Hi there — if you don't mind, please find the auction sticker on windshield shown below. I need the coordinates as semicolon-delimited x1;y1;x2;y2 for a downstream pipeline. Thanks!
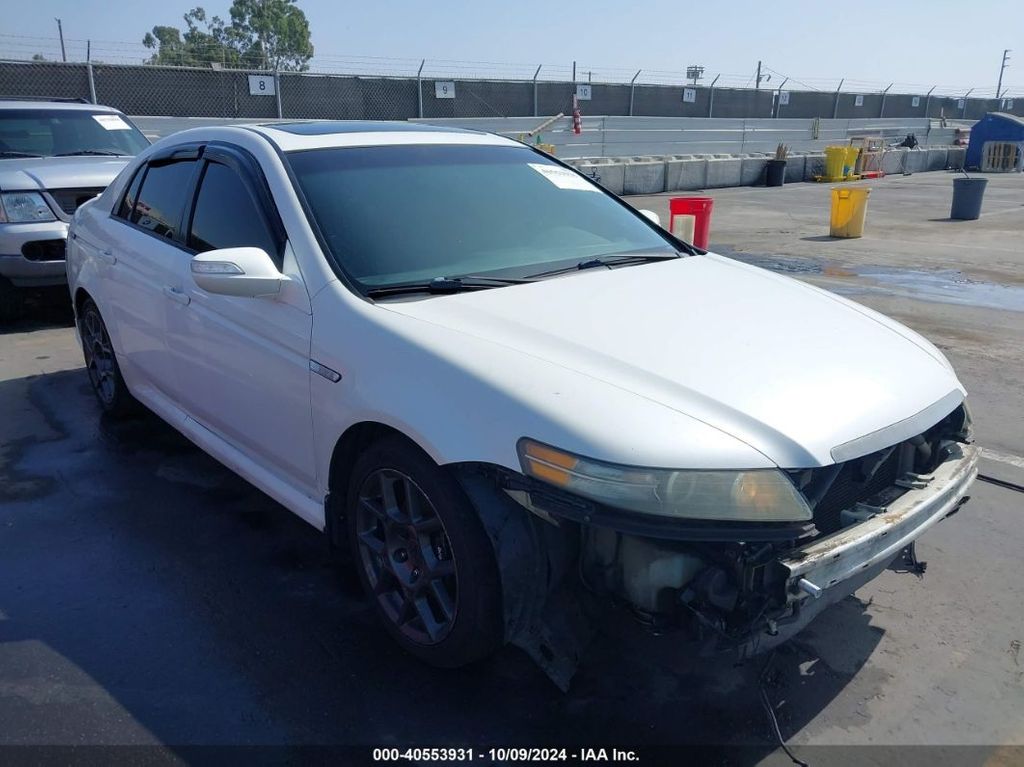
92;114;132;130
528;163;599;192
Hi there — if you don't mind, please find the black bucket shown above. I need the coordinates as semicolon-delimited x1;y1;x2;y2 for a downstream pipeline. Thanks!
950;177;988;220
766;159;787;187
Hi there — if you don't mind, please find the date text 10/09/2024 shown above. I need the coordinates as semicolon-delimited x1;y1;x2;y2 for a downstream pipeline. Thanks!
372;748;640;762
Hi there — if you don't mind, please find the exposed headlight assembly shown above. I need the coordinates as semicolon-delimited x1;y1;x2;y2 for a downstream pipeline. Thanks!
0;192;57;223
518;438;812;523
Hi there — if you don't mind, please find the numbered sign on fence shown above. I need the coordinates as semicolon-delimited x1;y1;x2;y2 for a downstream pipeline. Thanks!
912;96;921;107
434;81;456;99
957;98;965;109
247;75;276;96
682;88;696;103
576;84;592;101
854;94;864;107
778;91;790;106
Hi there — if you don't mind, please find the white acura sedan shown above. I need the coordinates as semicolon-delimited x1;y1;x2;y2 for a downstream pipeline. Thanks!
67;121;978;682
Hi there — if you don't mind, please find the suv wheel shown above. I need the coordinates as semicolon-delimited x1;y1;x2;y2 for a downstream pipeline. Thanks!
79;298;137;417
347;435;503;667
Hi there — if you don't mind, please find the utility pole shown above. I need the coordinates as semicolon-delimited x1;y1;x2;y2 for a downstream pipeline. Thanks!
55;18;66;62
996;49;1011;99
755;60;762;89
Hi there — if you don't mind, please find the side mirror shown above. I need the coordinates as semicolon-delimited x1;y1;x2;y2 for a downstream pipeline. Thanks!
639;209;661;227
190;247;283;297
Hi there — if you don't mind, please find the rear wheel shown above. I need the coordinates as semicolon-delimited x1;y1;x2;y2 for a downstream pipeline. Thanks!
347;436;503;667
79;298;137;417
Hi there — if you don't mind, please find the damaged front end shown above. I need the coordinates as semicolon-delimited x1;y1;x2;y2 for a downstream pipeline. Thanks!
456;403;978;688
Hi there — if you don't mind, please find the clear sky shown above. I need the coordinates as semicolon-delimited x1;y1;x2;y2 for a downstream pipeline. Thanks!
2;0;1019;96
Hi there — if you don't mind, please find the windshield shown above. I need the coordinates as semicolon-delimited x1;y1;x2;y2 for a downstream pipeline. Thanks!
287;144;676;289
0;109;149;158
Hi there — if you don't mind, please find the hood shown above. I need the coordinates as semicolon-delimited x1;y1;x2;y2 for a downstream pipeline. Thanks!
382;254;964;468
0;157;130;192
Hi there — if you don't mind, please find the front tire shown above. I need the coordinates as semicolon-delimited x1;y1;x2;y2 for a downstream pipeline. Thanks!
347;435;503;667
79;298;137;418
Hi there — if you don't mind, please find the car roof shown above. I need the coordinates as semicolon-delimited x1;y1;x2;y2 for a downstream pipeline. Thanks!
0;99;122;113
245;120;520;152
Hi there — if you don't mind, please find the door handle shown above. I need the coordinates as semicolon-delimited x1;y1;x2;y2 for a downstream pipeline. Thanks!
162;285;191;306
97;248;117;266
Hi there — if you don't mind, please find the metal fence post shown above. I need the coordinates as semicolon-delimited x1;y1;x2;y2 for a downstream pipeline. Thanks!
879;83;892;118
86;61;97;104
532;64;542;117
773;77;788;118
961;88;973;119
628;69;640;116
923;85;935;119
417;59;425;118
708;74;719;118
832;78;844;119
274;69;282;118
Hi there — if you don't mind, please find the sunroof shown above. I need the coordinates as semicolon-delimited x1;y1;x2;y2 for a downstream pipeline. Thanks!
266;120;475;136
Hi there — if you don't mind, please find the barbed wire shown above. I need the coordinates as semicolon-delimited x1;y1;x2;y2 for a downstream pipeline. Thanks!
0;32;1019;97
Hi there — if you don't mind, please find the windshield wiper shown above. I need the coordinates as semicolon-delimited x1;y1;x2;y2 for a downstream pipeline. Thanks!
366;275;529;298
54;150;124;157
0;151;44;158
525;252;681;280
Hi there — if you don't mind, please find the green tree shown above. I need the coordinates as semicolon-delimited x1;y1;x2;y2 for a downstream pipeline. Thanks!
143;0;312;71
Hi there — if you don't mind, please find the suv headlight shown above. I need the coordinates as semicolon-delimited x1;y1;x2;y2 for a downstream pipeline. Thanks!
518;438;811;522
0;192;57;223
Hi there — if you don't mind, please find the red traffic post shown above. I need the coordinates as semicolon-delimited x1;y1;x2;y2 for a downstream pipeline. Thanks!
668;196;714;249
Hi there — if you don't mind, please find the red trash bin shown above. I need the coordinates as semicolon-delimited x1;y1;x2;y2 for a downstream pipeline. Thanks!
668;196;714;249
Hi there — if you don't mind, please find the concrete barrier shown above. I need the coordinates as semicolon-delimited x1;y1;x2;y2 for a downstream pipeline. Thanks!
577;160;625;195
623;159;666;194
927;147;948;171
705;155;743;188
881;148;908;175
947;147;966;169
740;154;769;186
803;153;826;181
665;155;707;191
904;149;928;174
784;153;807;183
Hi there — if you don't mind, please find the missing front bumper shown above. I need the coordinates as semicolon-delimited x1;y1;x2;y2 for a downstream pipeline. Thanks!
778;441;978;604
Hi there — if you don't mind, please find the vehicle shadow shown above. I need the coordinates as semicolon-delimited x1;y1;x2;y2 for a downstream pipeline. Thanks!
0;286;74;335
0;367;884;762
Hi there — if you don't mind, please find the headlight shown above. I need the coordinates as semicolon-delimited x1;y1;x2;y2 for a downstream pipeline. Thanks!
0;192;57;223
518;438;812;523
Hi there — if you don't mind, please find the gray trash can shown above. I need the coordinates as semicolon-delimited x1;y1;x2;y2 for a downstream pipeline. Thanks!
950;177;988;220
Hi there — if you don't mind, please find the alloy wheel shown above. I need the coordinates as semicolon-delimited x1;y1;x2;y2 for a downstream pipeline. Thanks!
82;309;116;406
355;468;458;645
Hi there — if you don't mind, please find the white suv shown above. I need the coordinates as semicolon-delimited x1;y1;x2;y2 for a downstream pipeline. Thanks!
67;121;978;682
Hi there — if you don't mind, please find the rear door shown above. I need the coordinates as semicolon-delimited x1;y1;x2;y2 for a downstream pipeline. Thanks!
101;148;201;403
164;145;317;496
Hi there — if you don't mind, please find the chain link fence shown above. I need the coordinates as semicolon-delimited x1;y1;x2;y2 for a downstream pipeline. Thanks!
1;58;1021;122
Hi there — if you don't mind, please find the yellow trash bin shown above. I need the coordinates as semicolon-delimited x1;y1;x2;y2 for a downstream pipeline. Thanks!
830;186;871;238
844;146;860;177
824;146;847;181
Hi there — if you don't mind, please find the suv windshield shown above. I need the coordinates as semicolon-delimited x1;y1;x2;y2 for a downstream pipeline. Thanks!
0;109;149;158
288;144;677;290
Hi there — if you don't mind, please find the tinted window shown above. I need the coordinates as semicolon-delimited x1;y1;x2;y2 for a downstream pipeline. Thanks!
288;145;673;289
132;160;196;239
0;109;149;158
115;166;144;220
187;161;279;259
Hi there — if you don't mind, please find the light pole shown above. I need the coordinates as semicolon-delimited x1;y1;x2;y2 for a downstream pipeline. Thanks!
996;49;1011;99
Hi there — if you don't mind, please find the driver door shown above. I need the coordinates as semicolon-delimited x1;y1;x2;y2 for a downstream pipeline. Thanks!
163;146;318;500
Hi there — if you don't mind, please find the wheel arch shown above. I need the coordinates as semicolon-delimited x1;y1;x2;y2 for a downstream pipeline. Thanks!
324;421;433;547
